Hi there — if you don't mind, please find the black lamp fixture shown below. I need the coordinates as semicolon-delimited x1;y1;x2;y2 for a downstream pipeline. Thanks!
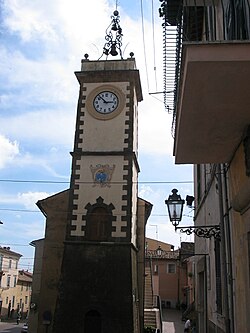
165;189;221;240
165;189;185;228
156;245;163;256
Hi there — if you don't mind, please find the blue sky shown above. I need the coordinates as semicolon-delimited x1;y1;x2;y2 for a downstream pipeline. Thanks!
0;0;193;271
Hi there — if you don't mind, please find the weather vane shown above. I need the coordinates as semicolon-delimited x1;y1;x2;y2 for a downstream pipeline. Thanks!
99;6;123;59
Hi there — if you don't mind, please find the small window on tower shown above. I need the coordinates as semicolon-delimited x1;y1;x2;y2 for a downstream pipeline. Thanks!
86;207;110;241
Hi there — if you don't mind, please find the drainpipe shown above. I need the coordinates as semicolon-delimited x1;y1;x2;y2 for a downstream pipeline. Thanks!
222;163;235;333
217;164;231;333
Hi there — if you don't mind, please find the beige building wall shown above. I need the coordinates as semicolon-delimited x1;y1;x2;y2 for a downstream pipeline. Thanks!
0;247;32;319
194;164;228;333
15;271;32;317
145;238;190;309
193;140;250;333
229;143;250;333
28;239;44;333
29;190;69;333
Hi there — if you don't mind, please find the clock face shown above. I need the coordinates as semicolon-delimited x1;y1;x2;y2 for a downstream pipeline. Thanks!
93;91;119;114
86;85;125;120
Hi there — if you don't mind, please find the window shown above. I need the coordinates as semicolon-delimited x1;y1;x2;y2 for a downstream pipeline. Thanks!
8;259;12;269
12;296;15;308
6;297;8;305
167;263;176;274
26;284;29;291
7;275;11;287
25;296;28;305
86;207;110;241
14;276;17;287
154;265;158;273
15;261;18;269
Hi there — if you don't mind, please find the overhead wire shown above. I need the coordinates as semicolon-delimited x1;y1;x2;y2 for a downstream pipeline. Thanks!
140;0;150;92
0;178;193;184
0;207;193;218
151;0;158;91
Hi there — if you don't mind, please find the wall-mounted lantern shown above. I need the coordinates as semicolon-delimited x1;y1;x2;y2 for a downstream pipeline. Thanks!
165;189;221;240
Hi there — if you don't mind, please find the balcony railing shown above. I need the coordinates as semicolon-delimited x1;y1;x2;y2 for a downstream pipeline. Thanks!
145;249;179;259
159;0;250;137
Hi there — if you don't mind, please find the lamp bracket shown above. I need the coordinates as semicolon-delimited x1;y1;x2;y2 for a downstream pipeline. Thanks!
175;225;221;240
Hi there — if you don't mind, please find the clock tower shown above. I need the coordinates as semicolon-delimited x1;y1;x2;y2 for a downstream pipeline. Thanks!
50;12;150;333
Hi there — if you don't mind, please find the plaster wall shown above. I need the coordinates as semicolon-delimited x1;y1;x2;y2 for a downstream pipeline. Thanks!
34;190;69;333
194;170;226;332
229;143;250;333
131;162;138;245
80;82;130;152
71;155;129;238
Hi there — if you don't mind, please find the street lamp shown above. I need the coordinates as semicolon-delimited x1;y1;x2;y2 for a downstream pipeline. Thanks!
165;189;221;240
156;245;163;256
165;189;185;228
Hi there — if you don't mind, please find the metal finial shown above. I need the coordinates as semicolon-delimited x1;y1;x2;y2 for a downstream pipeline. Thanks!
129;52;134;58
84;53;89;60
99;10;123;60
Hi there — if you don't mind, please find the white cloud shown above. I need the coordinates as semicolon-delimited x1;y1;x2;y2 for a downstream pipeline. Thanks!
0;47;78;105
0;134;19;169
18;191;51;210
139;97;174;156
0;109;75;146
1;0;173;159
3;0;111;56
138;185;154;198
0;191;52;210
3;0;57;42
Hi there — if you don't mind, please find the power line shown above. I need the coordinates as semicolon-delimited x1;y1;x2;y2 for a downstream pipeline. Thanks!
0;179;69;184
0;243;31;247
0;178;193;184
140;0;150;92
151;0;158;91
0;208;39;213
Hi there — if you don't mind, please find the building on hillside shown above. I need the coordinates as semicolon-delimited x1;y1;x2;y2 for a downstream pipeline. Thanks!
0;246;32;319
159;0;250;332
145;238;194;310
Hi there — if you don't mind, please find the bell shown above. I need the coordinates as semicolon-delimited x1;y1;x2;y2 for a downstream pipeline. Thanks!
103;48;109;55
111;23;118;31
110;44;118;56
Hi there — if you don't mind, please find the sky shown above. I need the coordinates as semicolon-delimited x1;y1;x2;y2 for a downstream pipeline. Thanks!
0;0;193;272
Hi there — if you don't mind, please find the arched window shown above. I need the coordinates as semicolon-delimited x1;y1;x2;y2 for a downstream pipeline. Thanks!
84;310;102;333
86;207;110;241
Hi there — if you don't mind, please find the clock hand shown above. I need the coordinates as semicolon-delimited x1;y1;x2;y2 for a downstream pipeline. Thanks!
99;96;108;103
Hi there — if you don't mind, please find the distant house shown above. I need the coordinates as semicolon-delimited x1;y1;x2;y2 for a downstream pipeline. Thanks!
0;246;32;319
16;270;32;317
145;238;194;309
